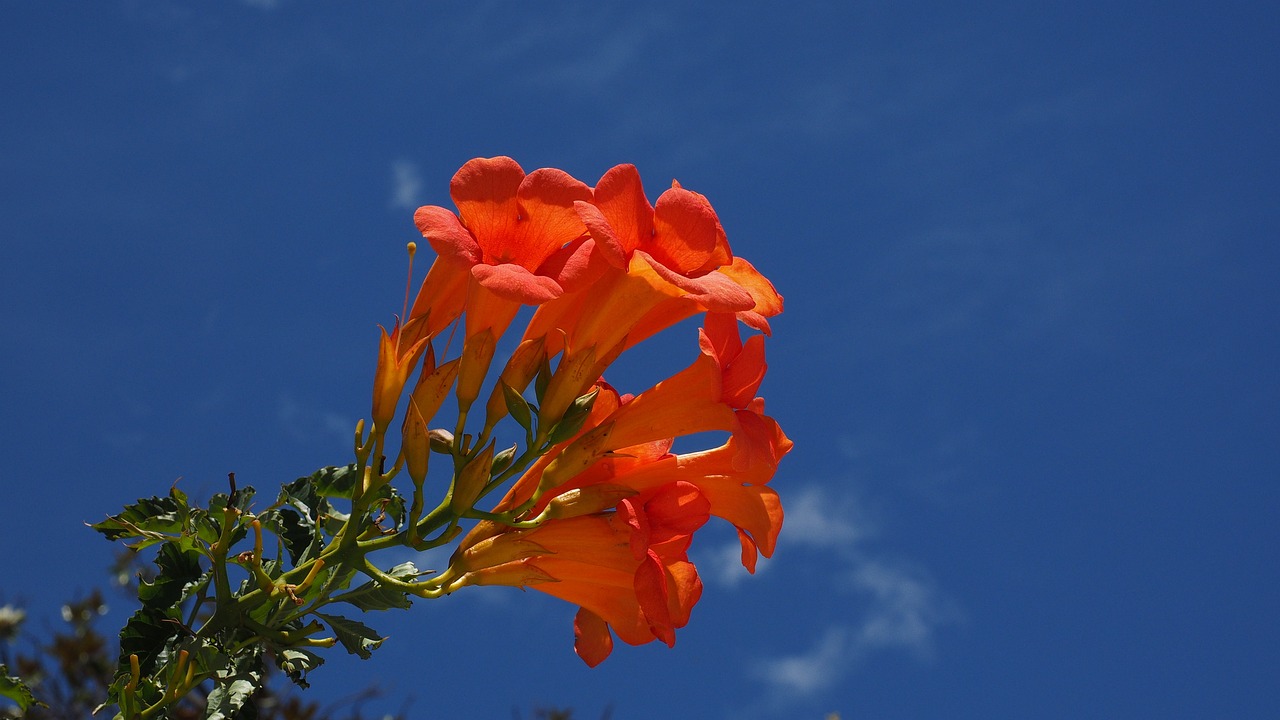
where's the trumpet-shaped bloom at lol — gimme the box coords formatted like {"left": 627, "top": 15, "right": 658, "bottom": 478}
{"left": 520, "top": 165, "right": 782, "bottom": 423}
{"left": 455, "top": 481, "right": 710, "bottom": 666}
{"left": 413, "top": 156, "right": 599, "bottom": 341}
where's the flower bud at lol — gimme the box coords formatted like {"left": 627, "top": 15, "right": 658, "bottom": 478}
{"left": 451, "top": 441, "right": 494, "bottom": 516}
{"left": 544, "top": 484, "right": 638, "bottom": 520}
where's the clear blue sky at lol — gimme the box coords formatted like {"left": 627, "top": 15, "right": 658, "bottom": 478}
{"left": 2, "top": 1, "right": 1277, "bottom": 718}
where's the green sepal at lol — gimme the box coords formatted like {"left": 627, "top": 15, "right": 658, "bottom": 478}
{"left": 534, "top": 354, "right": 552, "bottom": 404}
{"left": 313, "top": 612, "right": 385, "bottom": 660}
{"left": 491, "top": 443, "right": 518, "bottom": 476}
{"left": 501, "top": 381, "right": 534, "bottom": 430}
{"left": 0, "top": 665, "right": 44, "bottom": 713}
{"left": 546, "top": 387, "right": 600, "bottom": 445}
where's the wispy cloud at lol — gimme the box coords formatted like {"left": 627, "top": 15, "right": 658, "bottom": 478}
{"left": 755, "top": 627, "right": 849, "bottom": 696}
{"left": 749, "top": 485, "right": 957, "bottom": 699}
{"left": 389, "top": 159, "right": 424, "bottom": 211}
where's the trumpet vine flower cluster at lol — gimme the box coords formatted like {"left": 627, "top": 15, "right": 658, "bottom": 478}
{"left": 89, "top": 156, "right": 788, "bottom": 719}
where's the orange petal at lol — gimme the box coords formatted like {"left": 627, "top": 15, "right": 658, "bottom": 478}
{"left": 450, "top": 156, "right": 524, "bottom": 257}
{"left": 414, "top": 205, "right": 480, "bottom": 265}
{"left": 591, "top": 164, "right": 652, "bottom": 259}
{"left": 650, "top": 184, "right": 731, "bottom": 277}
{"left": 510, "top": 167, "right": 593, "bottom": 270}
{"left": 536, "top": 236, "right": 613, "bottom": 294}
{"left": 471, "top": 262, "right": 563, "bottom": 304}
{"left": 718, "top": 257, "right": 784, "bottom": 335}
{"left": 574, "top": 608, "right": 614, "bottom": 667}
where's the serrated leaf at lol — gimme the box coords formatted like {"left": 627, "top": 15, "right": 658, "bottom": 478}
{"left": 205, "top": 678, "right": 257, "bottom": 720}
{"left": 206, "top": 650, "right": 262, "bottom": 720}
{"left": 92, "top": 495, "right": 185, "bottom": 543}
{"left": 0, "top": 665, "right": 44, "bottom": 712}
{"left": 117, "top": 607, "right": 181, "bottom": 677}
{"left": 332, "top": 562, "right": 419, "bottom": 612}
{"left": 314, "top": 612, "right": 385, "bottom": 660}
{"left": 138, "top": 542, "right": 205, "bottom": 608}
{"left": 203, "top": 645, "right": 261, "bottom": 717}
{"left": 309, "top": 465, "right": 361, "bottom": 499}
{"left": 259, "top": 507, "right": 314, "bottom": 566}
{"left": 276, "top": 648, "right": 324, "bottom": 689}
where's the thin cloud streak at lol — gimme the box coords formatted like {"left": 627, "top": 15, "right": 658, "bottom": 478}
{"left": 390, "top": 159, "right": 424, "bottom": 211}
{"left": 750, "top": 485, "right": 957, "bottom": 699}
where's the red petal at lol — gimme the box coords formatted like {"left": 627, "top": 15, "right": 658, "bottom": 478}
{"left": 414, "top": 205, "right": 481, "bottom": 265}
{"left": 471, "top": 262, "right": 563, "bottom": 304}
{"left": 591, "top": 164, "right": 652, "bottom": 259}
{"left": 450, "top": 157, "right": 524, "bottom": 258}
{"left": 650, "top": 185, "right": 731, "bottom": 277}
{"left": 537, "top": 236, "right": 612, "bottom": 293}
{"left": 573, "top": 608, "right": 615, "bottom": 667}
{"left": 574, "top": 200, "right": 628, "bottom": 268}
{"left": 511, "top": 167, "right": 593, "bottom": 269}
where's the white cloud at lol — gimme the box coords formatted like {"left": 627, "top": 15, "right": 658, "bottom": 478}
{"left": 754, "top": 626, "right": 849, "bottom": 696}
{"left": 781, "top": 486, "right": 869, "bottom": 549}
{"left": 852, "top": 561, "right": 952, "bottom": 656}
{"left": 389, "top": 159, "right": 424, "bottom": 211}
{"left": 750, "top": 485, "right": 957, "bottom": 700}
{"left": 698, "top": 540, "right": 763, "bottom": 589}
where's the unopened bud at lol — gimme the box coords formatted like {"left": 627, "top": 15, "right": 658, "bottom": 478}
{"left": 402, "top": 401, "right": 430, "bottom": 487}
{"left": 459, "top": 560, "right": 557, "bottom": 589}
{"left": 429, "top": 428, "right": 455, "bottom": 454}
{"left": 450, "top": 441, "right": 494, "bottom": 515}
{"left": 539, "top": 420, "right": 614, "bottom": 492}
{"left": 544, "top": 484, "right": 638, "bottom": 520}
{"left": 456, "top": 329, "right": 497, "bottom": 413}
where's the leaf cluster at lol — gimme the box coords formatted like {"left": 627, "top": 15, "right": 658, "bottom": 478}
{"left": 88, "top": 471, "right": 418, "bottom": 719}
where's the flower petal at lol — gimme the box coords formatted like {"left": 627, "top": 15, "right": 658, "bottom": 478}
{"left": 574, "top": 608, "right": 614, "bottom": 667}
{"left": 414, "top": 205, "right": 481, "bottom": 265}
{"left": 650, "top": 183, "right": 732, "bottom": 277}
{"left": 471, "top": 262, "right": 563, "bottom": 304}
{"left": 450, "top": 156, "right": 524, "bottom": 257}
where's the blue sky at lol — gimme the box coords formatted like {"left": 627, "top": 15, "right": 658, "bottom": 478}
{"left": 3, "top": 1, "right": 1278, "bottom": 718}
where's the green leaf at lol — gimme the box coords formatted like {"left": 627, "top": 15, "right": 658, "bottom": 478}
{"left": 91, "top": 495, "right": 185, "bottom": 546}
{"left": 276, "top": 648, "right": 324, "bottom": 689}
{"left": 117, "top": 607, "right": 181, "bottom": 678}
{"left": 310, "top": 465, "right": 361, "bottom": 500}
{"left": 332, "top": 562, "right": 419, "bottom": 612}
{"left": 205, "top": 649, "right": 263, "bottom": 720}
{"left": 259, "top": 507, "right": 315, "bottom": 566}
{"left": 137, "top": 542, "right": 206, "bottom": 608}
{"left": 313, "top": 612, "right": 385, "bottom": 660}
{"left": 0, "top": 665, "right": 44, "bottom": 713}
